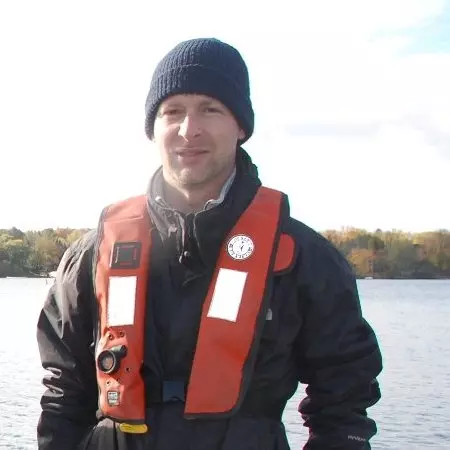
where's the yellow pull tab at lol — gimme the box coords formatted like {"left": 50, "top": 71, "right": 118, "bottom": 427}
{"left": 119, "top": 423, "right": 148, "bottom": 434}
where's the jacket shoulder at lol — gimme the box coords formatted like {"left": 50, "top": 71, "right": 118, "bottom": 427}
{"left": 283, "top": 217, "right": 355, "bottom": 280}
{"left": 65, "top": 228, "right": 97, "bottom": 259}
{"left": 55, "top": 229, "right": 98, "bottom": 281}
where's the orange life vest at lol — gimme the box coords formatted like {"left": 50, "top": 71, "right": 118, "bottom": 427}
{"left": 94, "top": 186, "right": 295, "bottom": 433}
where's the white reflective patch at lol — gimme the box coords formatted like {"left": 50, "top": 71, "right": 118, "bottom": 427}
{"left": 266, "top": 308, "right": 273, "bottom": 320}
{"left": 207, "top": 269, "right": 247, "bottom": 322}
{"left": 107, "top": 276, "right": 137, "bottom": 326}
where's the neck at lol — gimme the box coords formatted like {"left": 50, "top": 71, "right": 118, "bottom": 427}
{"left": 162, "top": 168, "right": 234, "bottom": 214}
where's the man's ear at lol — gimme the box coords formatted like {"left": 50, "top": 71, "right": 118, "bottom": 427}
{"left": 238, "top": 129, "right": 245, "bottom": 140}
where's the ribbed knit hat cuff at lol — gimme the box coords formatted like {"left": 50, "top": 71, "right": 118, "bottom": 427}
{"left": 144, "top": 64, "right": 254, "bottom": 143}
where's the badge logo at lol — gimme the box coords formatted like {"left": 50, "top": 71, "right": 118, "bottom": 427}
{"left": 227, "top": 235, "right": 255, "bottom": 260}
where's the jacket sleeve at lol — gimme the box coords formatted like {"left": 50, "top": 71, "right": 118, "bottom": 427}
{"left": 36, "top": 230, "right": 99, "bottom": 450}
{"left": 294, "top": 236, "right": 382, "bottom": 449}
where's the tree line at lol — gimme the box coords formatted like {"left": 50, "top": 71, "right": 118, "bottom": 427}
{"left": 1, "top": 226, "right": 449, "bottom": 279}
{"left": 0, "top": 227, "right": 90, "bottom": 277}
{"left": 323, "top": 228, "right": 450, "bottom": 279}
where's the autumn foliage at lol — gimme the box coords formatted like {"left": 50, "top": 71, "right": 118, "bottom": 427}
{"left": 1, "top": 226, "right": 449, "bottom": 279}
{"left": 323, "top": 227, "right": 450, "bottom": 279}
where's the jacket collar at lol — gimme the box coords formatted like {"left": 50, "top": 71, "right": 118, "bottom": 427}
{"left": 146, "top": 147, "right": 262, "bottom": 268}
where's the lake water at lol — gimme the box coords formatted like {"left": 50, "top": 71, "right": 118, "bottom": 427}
{"left": 0, "top": 278, "right": 449, "bottom": 449}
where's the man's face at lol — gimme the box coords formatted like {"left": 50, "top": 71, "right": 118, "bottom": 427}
{"left": 153, "top": 94, "right": 245, "bottom": 189}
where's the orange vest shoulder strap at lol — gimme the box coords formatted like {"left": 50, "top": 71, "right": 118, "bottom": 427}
{"left": 94, "top": 195, "right": 150, "bottom": 431}
{"left": 185, "top": 186, "right": 295, "bottom": 417}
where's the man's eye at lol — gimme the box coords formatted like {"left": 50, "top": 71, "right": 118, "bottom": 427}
{"left": 165, "top": 108, "right": 182, "bottom": 116}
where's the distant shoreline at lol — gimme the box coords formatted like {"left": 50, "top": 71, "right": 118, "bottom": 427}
{"left": 1, "top": 227, "right": 449, "bottom": 280}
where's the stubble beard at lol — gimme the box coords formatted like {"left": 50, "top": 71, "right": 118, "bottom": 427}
{"left": 172, "top": 163, "right": 220, "bottom": 190}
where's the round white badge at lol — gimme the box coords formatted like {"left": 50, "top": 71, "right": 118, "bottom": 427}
{"left": 227, "top": 235, "right": 255, "bottom": 260}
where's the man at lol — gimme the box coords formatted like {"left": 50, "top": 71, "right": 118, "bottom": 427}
{"left": 36, "top": 38, "right": 382, "bottom": 450}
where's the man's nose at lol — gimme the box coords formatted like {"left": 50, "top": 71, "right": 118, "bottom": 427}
{"left": 178, "top": 113, "right": 202, "bottom": 139}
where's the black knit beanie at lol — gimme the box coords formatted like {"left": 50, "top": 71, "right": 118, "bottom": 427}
{"left": 144, "top": 38, "right": 254, "bottom": 143}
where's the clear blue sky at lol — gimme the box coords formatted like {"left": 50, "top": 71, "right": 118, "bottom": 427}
{"left": 1, "top": 0, "right": 449, "bottom": 233}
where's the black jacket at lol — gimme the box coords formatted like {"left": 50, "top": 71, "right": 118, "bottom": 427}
{"left": 36, "top": 149, "right": 382, "bottom": 450}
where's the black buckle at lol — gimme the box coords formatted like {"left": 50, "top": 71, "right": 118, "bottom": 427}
{"left": 162, "top": 381, "right": 186, "bottom": 403}
{"left": 110, "top": 242, "right": 141, "bottom": 269}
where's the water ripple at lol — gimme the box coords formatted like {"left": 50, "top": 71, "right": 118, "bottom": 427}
{"left": 0, "top": 279, "right": 449, "bottom": 449}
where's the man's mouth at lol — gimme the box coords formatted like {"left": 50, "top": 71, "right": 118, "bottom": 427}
{"left": 176, "top": 148, "right": 209, "bottom": 158}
